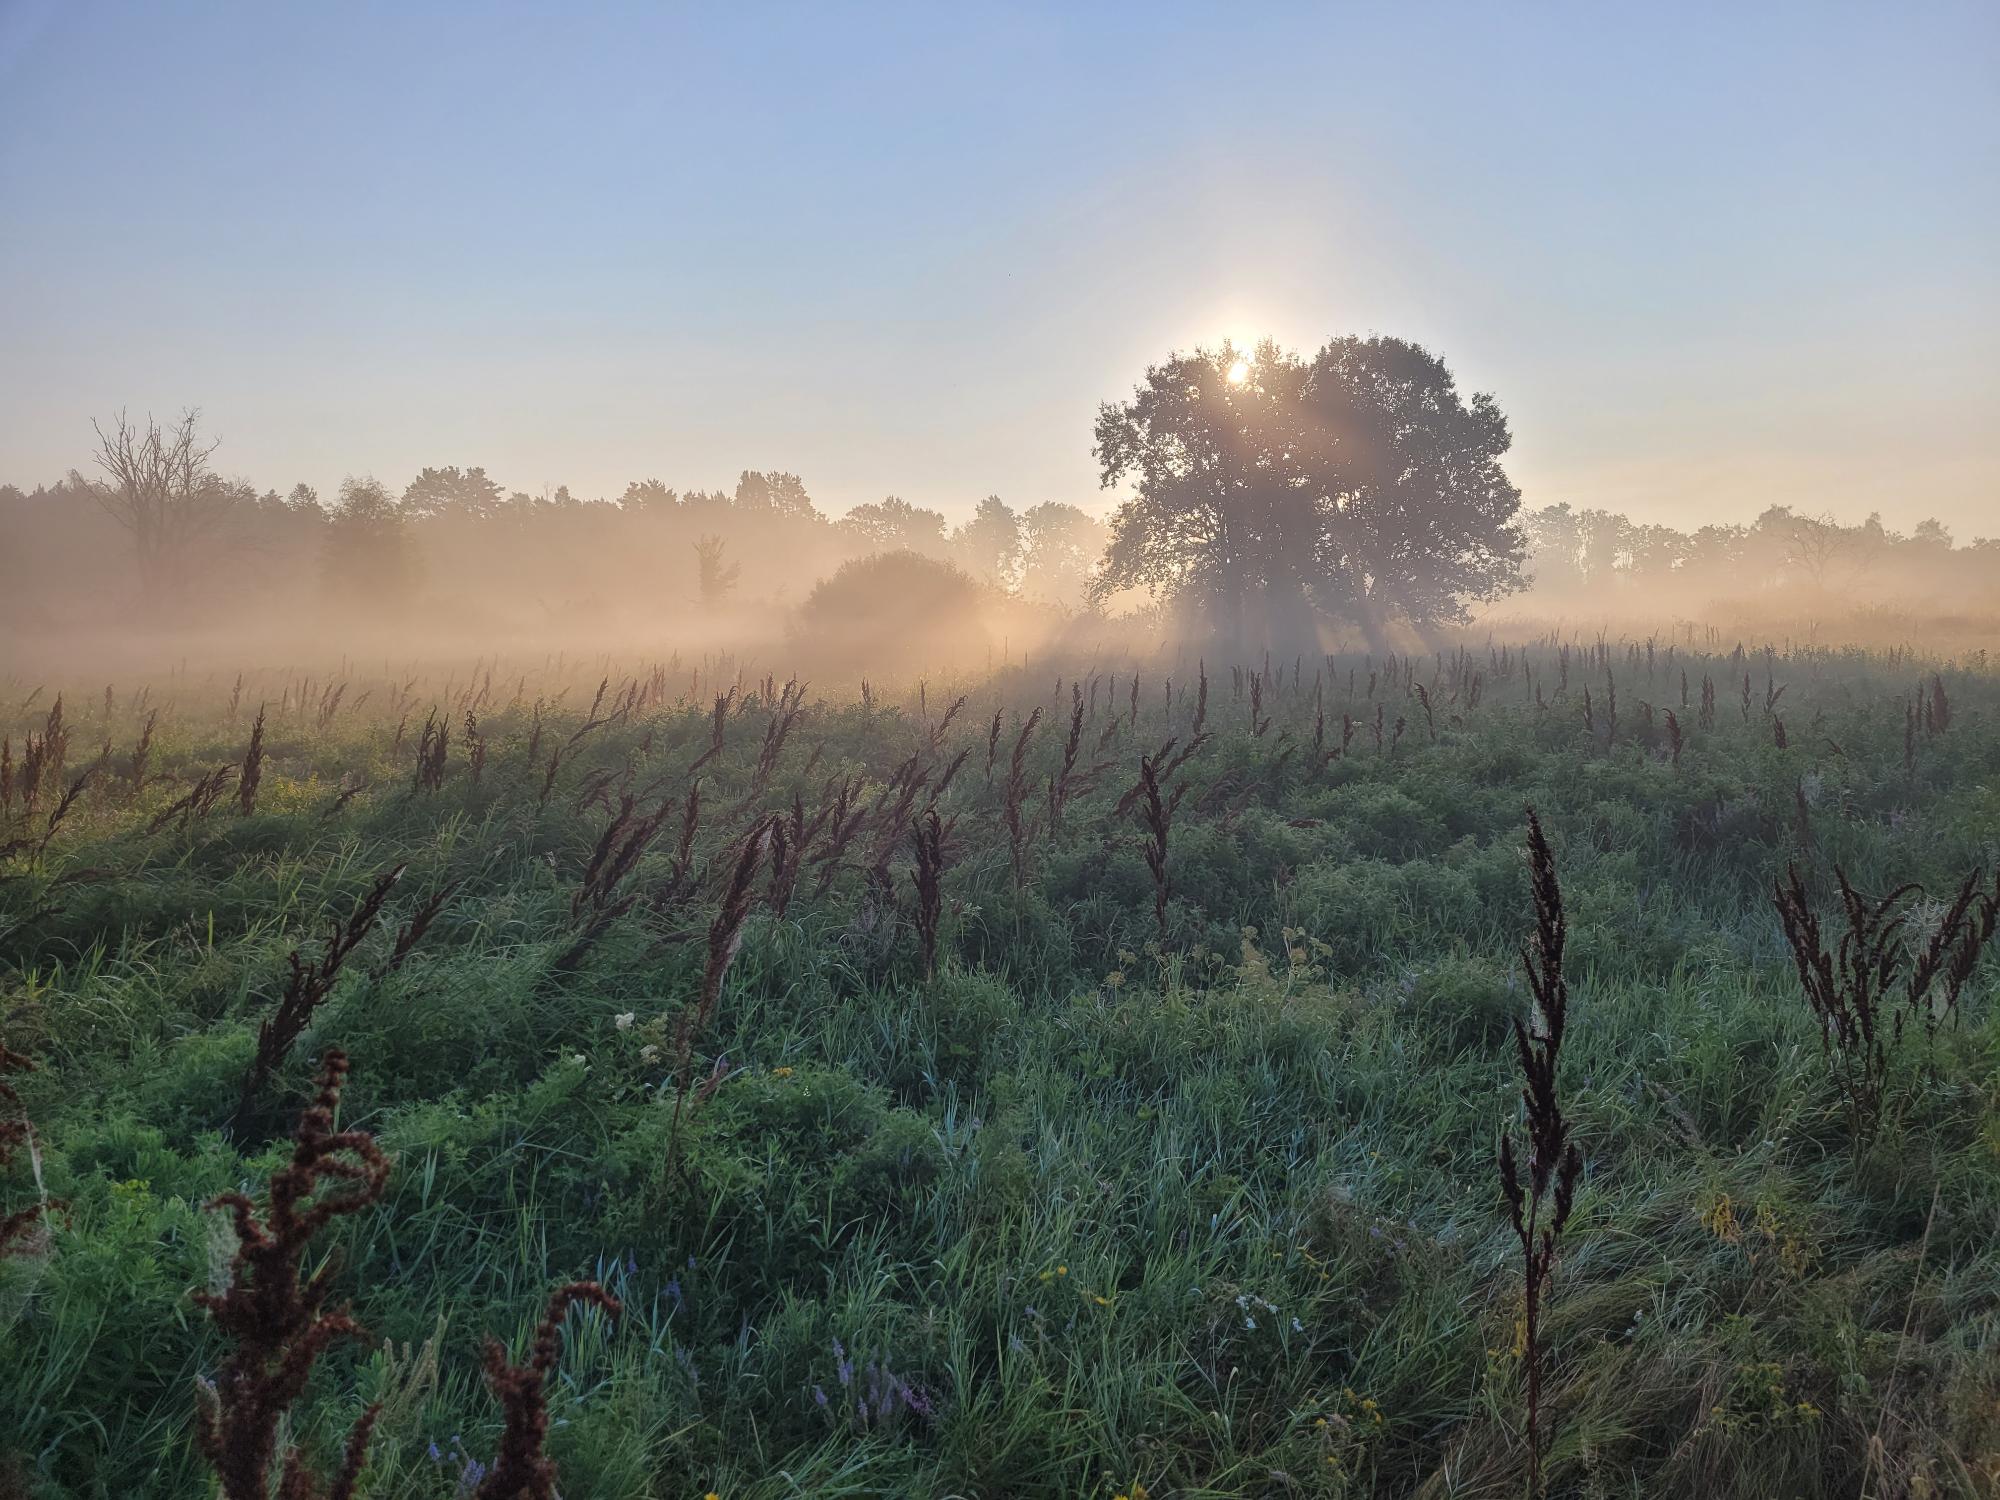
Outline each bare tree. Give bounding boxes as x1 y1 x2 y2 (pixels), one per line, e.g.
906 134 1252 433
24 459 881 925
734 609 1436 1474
1774 507 1856 590
81 409 241 607
693 534 741 605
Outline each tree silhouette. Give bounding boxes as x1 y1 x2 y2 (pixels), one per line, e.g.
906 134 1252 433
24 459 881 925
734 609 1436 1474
322 477 418 604
839 496 947 555
1017 502 1105 609
1093 336 1525 648
400 465 504 521
82 408 244 610
733 470 817 520
619 478 678 514
952 495 1022 585
693 534 741 604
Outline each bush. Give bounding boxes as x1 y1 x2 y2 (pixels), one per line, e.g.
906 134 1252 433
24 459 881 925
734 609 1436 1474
792 551 988 670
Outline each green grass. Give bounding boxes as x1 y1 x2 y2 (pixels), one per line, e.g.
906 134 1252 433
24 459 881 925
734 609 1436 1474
1 643 1996 1498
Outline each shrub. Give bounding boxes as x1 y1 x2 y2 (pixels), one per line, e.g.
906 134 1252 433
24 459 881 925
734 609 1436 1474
791 552 988 670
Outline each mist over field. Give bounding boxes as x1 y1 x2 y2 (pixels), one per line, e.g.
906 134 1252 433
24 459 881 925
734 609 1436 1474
4 5 1999 1500
5 364 1997 686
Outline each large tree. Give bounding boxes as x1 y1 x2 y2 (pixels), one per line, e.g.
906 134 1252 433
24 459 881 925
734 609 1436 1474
1017 502 1106 610
321 476 418 603
400 464 504 520
838 496 947 555
81 408 245 609
1093 336 1525 648
952 495 1022 586
619 478 678 513
733 469 817 520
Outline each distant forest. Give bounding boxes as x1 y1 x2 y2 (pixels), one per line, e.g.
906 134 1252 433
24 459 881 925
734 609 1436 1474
1518 501 1997 609
5 342 1995 648
7 456 1993 635
0 448 1110 632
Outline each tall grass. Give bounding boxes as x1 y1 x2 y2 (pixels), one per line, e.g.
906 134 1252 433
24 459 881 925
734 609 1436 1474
0 639 1994 1497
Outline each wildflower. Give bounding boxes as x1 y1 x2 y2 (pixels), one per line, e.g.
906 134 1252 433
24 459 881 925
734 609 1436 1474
613 1011 635 1030
1057 1264 1067 1276
1093 1295 1111 1306
772 1065 794 1078
640 1043 660 1062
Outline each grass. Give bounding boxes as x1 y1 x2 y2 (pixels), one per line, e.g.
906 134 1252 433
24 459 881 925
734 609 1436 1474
0 639 1996 1498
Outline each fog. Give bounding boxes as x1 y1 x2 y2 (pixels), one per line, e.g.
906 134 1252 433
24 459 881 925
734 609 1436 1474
4 376 1998 694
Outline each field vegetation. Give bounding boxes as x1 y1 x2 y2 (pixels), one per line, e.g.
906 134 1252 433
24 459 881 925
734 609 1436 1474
2 638 1996 1498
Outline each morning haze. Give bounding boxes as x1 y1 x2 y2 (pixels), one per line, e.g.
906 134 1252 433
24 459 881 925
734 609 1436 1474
4 10 2000 1500
2 2 1995 537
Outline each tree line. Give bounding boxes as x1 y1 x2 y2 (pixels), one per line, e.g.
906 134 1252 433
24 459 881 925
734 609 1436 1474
4 332 1993 641
1519 500 1995 603
0 417 1108 632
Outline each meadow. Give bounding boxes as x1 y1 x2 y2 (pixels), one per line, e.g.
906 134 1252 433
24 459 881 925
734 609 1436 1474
1 638 1995 1499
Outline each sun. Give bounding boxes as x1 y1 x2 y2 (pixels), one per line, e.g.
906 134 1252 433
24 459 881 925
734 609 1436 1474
1226 359 1250 385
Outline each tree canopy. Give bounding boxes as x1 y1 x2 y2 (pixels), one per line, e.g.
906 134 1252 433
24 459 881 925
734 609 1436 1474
952 495 1023 585
400 465 505 521
1093 336 1526 648
838 496 948 554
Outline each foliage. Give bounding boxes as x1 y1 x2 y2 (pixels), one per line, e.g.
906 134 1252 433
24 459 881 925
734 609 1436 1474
792 550 988 668
0 639 1996 1498
1093 337 1525 647
321 476 419 603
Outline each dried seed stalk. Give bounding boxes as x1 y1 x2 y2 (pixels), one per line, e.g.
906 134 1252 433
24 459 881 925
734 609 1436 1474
236 866 406 1135
470 1283 622 1500
1498 809 1582 1497
195 1050 390 1500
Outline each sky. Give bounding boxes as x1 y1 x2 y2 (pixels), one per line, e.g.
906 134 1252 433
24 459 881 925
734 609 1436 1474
2 1 1996 536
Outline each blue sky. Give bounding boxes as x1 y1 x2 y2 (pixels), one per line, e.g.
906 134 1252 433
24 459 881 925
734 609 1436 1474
2 1 1995 533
